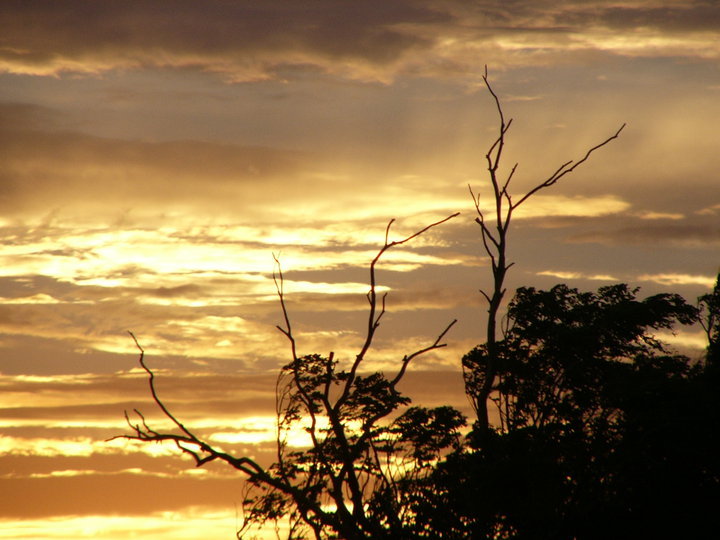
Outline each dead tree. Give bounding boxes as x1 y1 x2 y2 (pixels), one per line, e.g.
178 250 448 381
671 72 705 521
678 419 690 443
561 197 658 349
113 213 463 539
464 67 625 438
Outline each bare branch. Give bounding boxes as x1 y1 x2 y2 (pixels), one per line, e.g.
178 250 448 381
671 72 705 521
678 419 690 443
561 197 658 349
384 218 395 246
390 319 457 387
479 289 492 304
502 163 518 194
385 212 460 250
127 331 197 441
338 212 460 406
466 67 625 437
273 254 298 361
514 123 626 209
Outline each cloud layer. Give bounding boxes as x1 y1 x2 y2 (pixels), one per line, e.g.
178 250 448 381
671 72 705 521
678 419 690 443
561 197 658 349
2 1 720 81
2 3 719 538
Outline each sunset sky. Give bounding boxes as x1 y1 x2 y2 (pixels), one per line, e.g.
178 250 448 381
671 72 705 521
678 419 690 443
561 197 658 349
1 1 719 538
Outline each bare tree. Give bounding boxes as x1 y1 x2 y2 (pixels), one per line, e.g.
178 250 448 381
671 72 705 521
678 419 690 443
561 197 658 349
463 67 625 437
113 213 463 539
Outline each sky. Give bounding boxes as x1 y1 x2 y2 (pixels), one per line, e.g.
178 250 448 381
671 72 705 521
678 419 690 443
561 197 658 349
1 1 719 538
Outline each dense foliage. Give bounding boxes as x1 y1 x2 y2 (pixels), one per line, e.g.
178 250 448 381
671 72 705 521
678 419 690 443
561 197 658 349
427 281 720 539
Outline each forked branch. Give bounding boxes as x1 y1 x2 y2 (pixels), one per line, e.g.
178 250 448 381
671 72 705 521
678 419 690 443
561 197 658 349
339 212 460 405
466 68 625 436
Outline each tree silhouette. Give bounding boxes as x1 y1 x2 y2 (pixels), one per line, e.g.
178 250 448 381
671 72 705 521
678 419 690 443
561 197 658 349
423 282 720 539
464 67 625 438
112 72 720 539
114 213 464 539
700 274 720 367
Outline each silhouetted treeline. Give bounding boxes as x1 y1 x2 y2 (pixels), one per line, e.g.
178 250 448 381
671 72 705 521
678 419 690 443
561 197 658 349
121 275 720 539
413 278 720 539
118 71 718 538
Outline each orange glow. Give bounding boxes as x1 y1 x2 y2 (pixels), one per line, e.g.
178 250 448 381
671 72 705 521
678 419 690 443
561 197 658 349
639 273 717 287
537 270 619 281
1 3 719 537
0 510 260 540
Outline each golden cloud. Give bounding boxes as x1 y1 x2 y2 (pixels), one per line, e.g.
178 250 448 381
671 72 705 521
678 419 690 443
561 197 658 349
537 270 618 281
638 273 717 287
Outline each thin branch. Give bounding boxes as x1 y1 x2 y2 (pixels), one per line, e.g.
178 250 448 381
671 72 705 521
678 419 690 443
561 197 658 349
466 67 625 437
390 319 457 387
513 123 626 209
273 254 298 362
127 331 197 442
337 212 460 407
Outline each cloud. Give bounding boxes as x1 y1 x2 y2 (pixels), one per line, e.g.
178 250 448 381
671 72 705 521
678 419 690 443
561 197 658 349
0 102 63 130
0 117 633 366
0 215 471 361
592 3 720 33
697 203 720 216
2 1 720 83
0 111 470 227
569 222 720 247
0 0 448 81
638 273 717 288
510 194 630 219
537 270 618 282
0 127 312 219
0 510 253 538
0 472 248 518
633 211 684 220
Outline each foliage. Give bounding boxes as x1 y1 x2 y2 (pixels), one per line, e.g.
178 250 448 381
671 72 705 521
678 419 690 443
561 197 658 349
464 283 698 434
428 282 720 539
240 349 465 539
700 273 720 366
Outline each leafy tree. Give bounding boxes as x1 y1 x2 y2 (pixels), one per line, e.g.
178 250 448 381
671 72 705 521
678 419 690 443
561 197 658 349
449 69 719 539
427 282 720 539
474 283 698 434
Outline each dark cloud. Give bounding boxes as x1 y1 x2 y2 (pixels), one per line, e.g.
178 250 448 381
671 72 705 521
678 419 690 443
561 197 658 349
0 102 62 130
459 1 720 34
0 127 307 181
0 452 189 477
0 0 449 76
0 396 276 425
149 284 203 298
593 3 720 33
0 473 245 518
569 222 720 247
0 123 315 216
3 0 719 83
